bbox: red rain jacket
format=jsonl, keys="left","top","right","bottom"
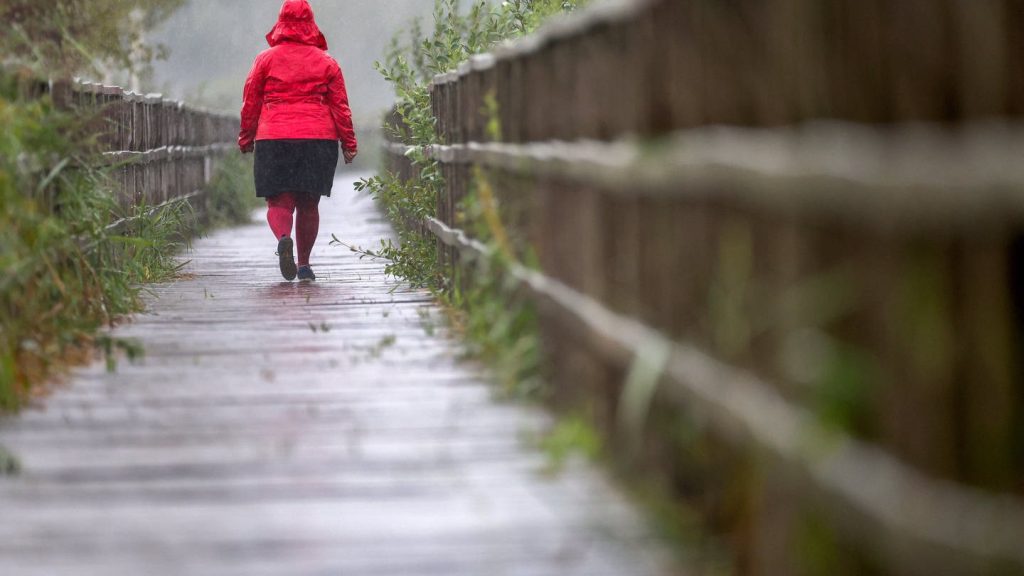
{"left": 238, "top": 0, "right": 357, "bottom": 153}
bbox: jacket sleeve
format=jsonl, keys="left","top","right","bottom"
{"left": 238, "top": 54, "right": 268, "bottom": 151}
{"left": 326, "top": 59, "right": 357, "bottom": 152}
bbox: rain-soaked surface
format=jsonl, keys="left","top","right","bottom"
{"left": 0, "top": 173, "right": 675, "bottom": 576}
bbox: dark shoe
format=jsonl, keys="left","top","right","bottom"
{"left": 277, "top": 237, "right": 297, "bottom": 281}
{"left": 297, "top": 266, "right": 316, "bottom": 282}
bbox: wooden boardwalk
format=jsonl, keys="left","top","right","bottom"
{"left": 0, "top": 174, "right": 675, "bottom": 576}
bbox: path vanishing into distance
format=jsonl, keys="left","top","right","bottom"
{"left": 0, "top": 173, "right": 676, "bottom": 576}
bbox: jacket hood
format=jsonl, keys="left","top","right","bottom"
{"left": 266, "top": 0, "right": 328, "bottom": 50}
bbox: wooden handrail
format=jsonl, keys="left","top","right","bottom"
{"left": 389, "top": 120, "right": 1024, "bottom": 234}
{"left": 424, "top": 215, "right": 1024, "bottom": 576}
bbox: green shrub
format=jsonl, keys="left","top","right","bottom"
{"left": 203, "top": 152, "right": 261, "bottom": 229}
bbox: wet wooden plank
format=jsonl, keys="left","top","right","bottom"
{"left": 0, "top": 173, "right": 676, "bottom": 576}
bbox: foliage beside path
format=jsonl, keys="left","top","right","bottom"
{"left": 0, "top": 0, "right": 259, "bottom": 410}
{"left": 0, "top": 77, "right": 256, "bottom": 410}
{"left": 1, "top": 0, "right": 185, "bottom": 80}
{"left": 354, "top": 0, "right": 589, "bottom": 398}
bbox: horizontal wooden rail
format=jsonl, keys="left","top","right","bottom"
{"left": 101, "top": 144, "right": 237, "bottom": 166}
{"left": 389, "top": 120, "right": 1024, "bottom": 234}
{"left": 69, "top": 79, "right": 228, "bottom": 118}
{"left": 425, "top": 215, "right": 1024, "bottom": 576}
{"left": 62, "top": 78, "right": 238, "bottom": 152}
{"left": 433, "top": 0, "right": 651, "bottom": 80}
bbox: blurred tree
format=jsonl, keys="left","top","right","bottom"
{"left": 0, "top": 0, "right": 185, "bottom": 79}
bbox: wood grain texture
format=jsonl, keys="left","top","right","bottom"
{"left": 0, "top": 174, "right": 676, "bottom": 576}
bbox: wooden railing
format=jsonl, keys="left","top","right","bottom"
{"left": 15, "top": 72, "right": 238, "bottom": 214}
{"left": 385, "top": 0, "right": 1024, "bottom": 574}
{"left": 429, "top": 0, "right": 1023, "bottom": 144}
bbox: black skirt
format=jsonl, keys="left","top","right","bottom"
{"left": 254, "top": 139, "right": 339, "bottom": 198}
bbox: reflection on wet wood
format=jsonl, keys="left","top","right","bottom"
{"left": 0, "top": 174, "right": 674, "bottom": 576}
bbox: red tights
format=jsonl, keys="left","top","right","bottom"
{"left": 267, "top": 192, "right": 320, "bottom": 267}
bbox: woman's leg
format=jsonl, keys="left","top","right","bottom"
{"left": 266, "top": 191, "right": 297, "bottom": 239}
{"left": 294, "top": 194, "right": 321, "bottom": 267}
{"left": 267, "top": 192, "right": 299, "bottom": 280}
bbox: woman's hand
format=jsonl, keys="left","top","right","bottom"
{"left": 343, "top": 148, "right": 357, "bottom": 164}
{"left": 241, "top": 142, "right": 255, "bottom": 154}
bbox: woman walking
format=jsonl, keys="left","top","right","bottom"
{"left": 239, "top": 0, "right": 357, "bottom": 282}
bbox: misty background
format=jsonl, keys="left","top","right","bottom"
{"left": 149, "top": 1, "right": 440, "bottom": 124}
